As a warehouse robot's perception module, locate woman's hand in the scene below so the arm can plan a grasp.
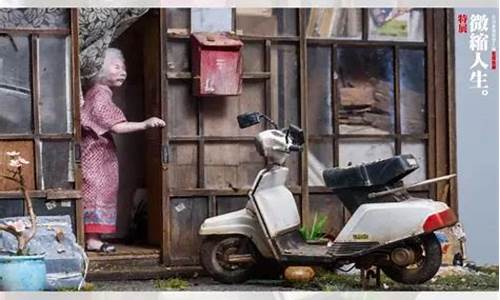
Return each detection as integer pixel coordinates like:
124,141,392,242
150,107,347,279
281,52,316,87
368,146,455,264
111,117,165,134
144,117,166,129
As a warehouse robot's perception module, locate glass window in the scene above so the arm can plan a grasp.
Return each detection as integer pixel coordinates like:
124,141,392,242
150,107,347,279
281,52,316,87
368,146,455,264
166,8,190,34
0,35,32,134
401,141,427,184
339,139,395,167
0,140,36,190
236,8,297,36
306,8,362,39
400,49,426,134
39,36,72,134
191,8,232,32
308,139,333,186
368,8,424,42
307,46,332,135
336,47,395,135
41,141,74,189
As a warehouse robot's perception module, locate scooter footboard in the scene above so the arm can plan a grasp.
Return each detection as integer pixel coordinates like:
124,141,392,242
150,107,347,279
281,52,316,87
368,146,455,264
334,198,457,246
199,208,274,258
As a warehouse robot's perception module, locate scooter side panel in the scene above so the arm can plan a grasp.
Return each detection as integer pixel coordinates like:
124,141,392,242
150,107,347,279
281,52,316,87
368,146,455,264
334,198,450,245
199,208,274,258
253,167,301,238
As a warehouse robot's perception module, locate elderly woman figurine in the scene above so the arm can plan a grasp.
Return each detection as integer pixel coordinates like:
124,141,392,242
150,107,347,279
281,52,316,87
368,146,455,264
81,48,165,252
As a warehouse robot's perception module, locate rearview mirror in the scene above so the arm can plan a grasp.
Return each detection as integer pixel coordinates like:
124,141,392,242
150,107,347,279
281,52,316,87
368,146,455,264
237,112,261,129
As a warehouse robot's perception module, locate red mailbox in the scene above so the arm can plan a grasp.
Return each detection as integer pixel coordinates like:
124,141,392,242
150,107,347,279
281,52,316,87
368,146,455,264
191,32,243,97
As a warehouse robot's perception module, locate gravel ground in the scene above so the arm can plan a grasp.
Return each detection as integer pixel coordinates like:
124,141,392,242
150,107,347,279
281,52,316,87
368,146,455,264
90,265,499,292
92,278,301,291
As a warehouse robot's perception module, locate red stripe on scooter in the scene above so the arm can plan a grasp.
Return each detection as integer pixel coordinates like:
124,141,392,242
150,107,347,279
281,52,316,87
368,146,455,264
423,209,458,232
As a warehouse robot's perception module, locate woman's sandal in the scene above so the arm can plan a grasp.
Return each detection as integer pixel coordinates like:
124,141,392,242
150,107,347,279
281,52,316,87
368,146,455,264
86,242,116,253
99,242,116,253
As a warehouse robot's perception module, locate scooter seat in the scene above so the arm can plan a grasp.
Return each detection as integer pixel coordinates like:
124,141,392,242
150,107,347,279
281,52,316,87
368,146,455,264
323,154,418,190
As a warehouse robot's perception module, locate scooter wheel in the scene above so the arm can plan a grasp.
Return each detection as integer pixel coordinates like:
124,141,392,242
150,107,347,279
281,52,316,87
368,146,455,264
381,233,442,284
200,235,258,284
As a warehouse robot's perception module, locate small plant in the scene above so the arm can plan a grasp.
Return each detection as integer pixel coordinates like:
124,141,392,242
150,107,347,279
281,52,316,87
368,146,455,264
299,213,327,241
0,151,37,255
153,277,189,290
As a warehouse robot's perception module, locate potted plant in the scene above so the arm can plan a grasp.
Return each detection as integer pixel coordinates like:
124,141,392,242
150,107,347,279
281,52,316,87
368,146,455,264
0,151,46,291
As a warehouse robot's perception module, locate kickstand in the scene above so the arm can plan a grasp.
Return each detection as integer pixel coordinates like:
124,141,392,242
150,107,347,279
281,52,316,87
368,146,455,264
360,266,381,290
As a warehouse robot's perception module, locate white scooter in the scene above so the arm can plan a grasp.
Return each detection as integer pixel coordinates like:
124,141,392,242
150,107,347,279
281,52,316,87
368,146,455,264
199,112,460,285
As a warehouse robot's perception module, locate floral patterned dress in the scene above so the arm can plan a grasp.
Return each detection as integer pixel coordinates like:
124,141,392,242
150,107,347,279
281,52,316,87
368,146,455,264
81,84,126,234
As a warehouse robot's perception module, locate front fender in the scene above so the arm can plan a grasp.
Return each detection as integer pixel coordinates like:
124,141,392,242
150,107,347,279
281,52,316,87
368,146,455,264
199,208,274,258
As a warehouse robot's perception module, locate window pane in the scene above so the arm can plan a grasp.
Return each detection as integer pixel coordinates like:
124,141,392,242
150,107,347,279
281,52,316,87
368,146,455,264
308,139,333,186
41,141,74,189
306,8,362,39
271,44,299,185
400,49,426,134
40,36,72,134
0,35,32,134
339,139,395,167
0,141,36,191
216,196,247,215
336,47,395,135
169,143,198,189
368,8,424,42
166,40,190,73
236,8,297,36
0,9,69,30
272,44,299,128
242,41,265,73
191,8,232,32
0,199,23,218
307,46,332,135
205,142,265,189
401,141,427,185
167,81,197,136
166,8,190,33
203,81,265,137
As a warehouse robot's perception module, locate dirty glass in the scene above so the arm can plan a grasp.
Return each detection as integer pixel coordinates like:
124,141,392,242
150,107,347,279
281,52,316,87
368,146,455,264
166,8,190,34
0,35,32,134
271,44,299,186
308,139,333,187
339,139,395,167
336,47,395,135
400,49,426,134
242,41,265,73
40,36,72,134
307,46,332,135
306,8,362,39
191,8,232,32
0,140,36,190
166,40,190,72
368,8,424,42
236,8,297,36
41,141,74,189
204,142,265,189
401,141,427,185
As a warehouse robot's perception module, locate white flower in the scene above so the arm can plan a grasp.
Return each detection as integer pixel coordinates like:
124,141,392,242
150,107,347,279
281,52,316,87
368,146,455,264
6,151,20,158
17,157,29,165
8,159,22,168
6,220,26,233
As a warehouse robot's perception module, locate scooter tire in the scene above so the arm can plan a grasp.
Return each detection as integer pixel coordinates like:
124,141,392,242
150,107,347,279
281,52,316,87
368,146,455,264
200,235,258,284
381,233,442,284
